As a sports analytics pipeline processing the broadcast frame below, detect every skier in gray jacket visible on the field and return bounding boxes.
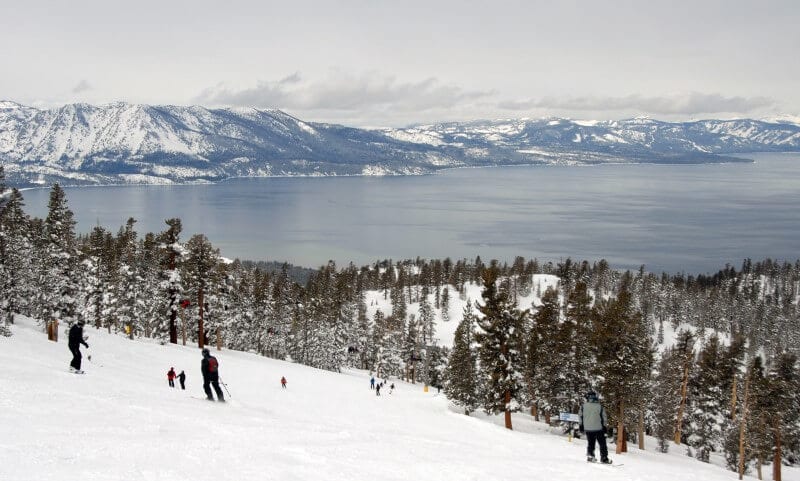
[579,390,611,464]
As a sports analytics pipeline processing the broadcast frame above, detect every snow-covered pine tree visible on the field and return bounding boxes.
[115,218,139,336]
[444,302,480,415]
[673,329,696,445]
[562,281,594,413]
[764,352,799,481]
[137,232,166,339]
[474,261,528,430]
[528,287,563,424]
[686,334,725,462]
[744,356,772,480]
[590,279,652,454]
[0,176,31,334]
[419,295,436,345]
[651,347,682,453]
[402,314,420,382]
[42,184,80,330]
[157,218,183,344]
[182,234,220,348]
[0,167,13,336]
[440,286,450,322]
[371,308,388,377]
[354,295,371,369]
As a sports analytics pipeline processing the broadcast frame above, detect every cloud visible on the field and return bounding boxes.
[71,80,92,94]
[194,71,493,114]
[498,92,774,115]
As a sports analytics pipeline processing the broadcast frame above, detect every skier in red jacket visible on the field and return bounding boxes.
[167,367,177,388]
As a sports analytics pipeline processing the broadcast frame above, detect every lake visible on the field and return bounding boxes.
[18,152,800,275]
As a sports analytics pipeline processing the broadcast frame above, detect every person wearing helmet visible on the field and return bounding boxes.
[200,348,225,402]
[579,390,611,464]
[68,320,89,373]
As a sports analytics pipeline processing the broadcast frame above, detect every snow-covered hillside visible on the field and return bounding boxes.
[3,100,799,187]
[3,315,798,481]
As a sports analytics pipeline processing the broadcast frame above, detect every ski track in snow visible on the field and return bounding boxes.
[2,315,799,481]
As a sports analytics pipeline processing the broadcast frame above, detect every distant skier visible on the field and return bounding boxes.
[68,320,89,373]
[281,376,287,389]
[178,370,186,390]
[389,383,395,394]
[375,383,381,396]
[200,348,225,402]
[167,367,177,387]
[579,390,611,464]
[370,376,375,390]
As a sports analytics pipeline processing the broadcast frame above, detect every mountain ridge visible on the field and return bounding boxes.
[2,101,799,187]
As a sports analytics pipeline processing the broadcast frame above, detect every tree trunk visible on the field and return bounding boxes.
[738,369,750,480]
[532,403,539,421]
[504,389,513,430]
[773,424,782,481]
[197,288,205,349]
[757,455,763,480]
[180,307,186,346]
[616,401,625,454]
[544,412,551,425]
[638,408,645,450]
[730,376,738,420]
[675,363,690,444]
[216,327,222,350]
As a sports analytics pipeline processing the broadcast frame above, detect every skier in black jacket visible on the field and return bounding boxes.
[201,348,225,402]
[68,320,89,373]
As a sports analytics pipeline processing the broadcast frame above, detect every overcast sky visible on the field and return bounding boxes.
[1,0,798,127]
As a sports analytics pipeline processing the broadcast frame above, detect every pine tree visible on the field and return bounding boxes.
[42,184,80,329]
[591,281,653,454]
[0,176,30,334]
[475,261,528,430]
[183,234,220,348]
[652,347,682,453]
[158,218,183,343]
[528,287,563,423]
[686,334,725,462]
[440,286,450,322]
[444,302,479,414]
[764,352,799,481]
[673,329,696,444]
[562,281,594,412]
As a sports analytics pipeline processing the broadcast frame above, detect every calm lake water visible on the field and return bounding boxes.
[19,152,800,275]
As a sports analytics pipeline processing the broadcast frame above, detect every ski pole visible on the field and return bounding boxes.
[219,377,232,398]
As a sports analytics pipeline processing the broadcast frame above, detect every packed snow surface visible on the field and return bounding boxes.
[2,316,798,481]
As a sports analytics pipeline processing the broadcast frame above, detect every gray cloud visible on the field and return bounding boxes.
[498,92,774,115]
[195,72,493,114]
[71,79,92,94]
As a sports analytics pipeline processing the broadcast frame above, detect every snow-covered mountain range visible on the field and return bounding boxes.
[2,100,799,187]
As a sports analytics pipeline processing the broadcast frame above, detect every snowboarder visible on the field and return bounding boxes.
[281,376,287,388]
[370,376,375,389]
[68,320,89,373]
[579,390,611,464]
[201,348,225,402]
[167,367,177,387]
[178,370,186,390]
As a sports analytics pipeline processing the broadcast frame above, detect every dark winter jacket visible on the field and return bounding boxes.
[579,399,606,432]
[68,324,89,349]
[178,371,186,382]
[201,354,219,381]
